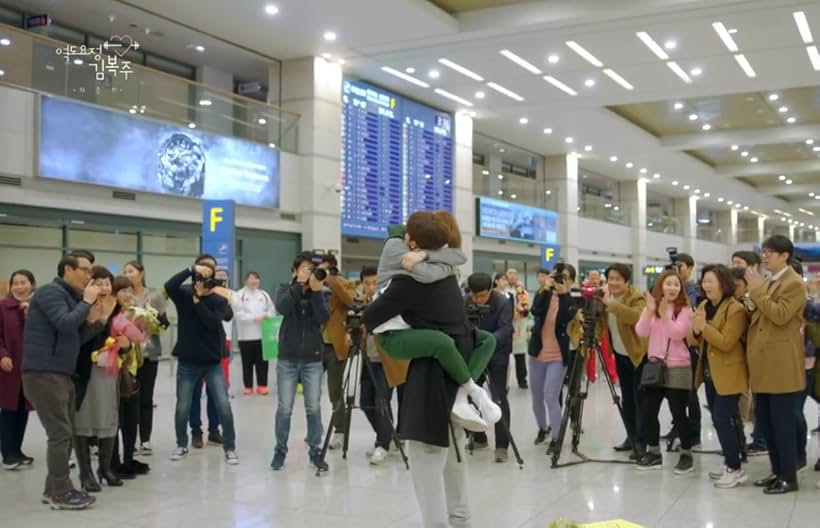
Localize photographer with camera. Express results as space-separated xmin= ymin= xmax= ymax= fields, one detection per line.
xmin=165 ymin=258 xmax=238 ymax=465
xmin=598 ymin=263 xmax=648 ymax=457
xmin=463 ymin=273 xmax=514 ymax=462
xmin=316 ymin=254 xmax=359 ymax=451
xmin=271 ymin=252 xmax=330 ymax=472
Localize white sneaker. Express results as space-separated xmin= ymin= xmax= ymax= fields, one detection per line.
xmin=140 ymin=442 xmax=153 ymax=456
xmin=329 ymin=433 xmax=344 ymax=450
xmin=714 ymin=467 xmax=748 ymax=488
xmin=709 ymin=465 xmax=726 ymax=480
xmin=451 ymin=399 xmax=489 ymax=432
xmin=369 ymin=447 xmax=388 ymax=466
xmin=225 ymin=450 xmax=239 ymax=465
xmin=466 ymin=384 xmax=502 ymax=425
xmin=170 ymin=447 xmax=189 ymax=461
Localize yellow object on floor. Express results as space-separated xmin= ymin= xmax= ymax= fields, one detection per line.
xmin=550 ymin=520 xmax=644 ymax=528
xmin=296 ymin=383 xmax=303 ymax=394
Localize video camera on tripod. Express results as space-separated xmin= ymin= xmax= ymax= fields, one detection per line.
xmin=465 ymin=302 xmax=491 ymax=326
xmin=344 ymin=301 xmax=367 ymax=340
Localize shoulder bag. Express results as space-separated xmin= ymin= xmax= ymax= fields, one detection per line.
xmin=640 ymin=338 xmax=670 ymax=389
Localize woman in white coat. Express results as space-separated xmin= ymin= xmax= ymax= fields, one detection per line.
xmin=233 ymin=272 xmax=276 ymax=395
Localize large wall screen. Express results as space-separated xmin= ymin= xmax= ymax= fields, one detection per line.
xmin=38 ymin=96 xmax=280 ymax=208
xmin=477 ymin=196 xmax=559 ymax=244
xmin=341 ymin=78 xmax=453 ymax=238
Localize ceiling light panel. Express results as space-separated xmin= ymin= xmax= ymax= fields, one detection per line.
xmin=713 ymin=22 xmax=739 ymax=52
xmin=381 ymin=66 xmax=430 ymax=88
xmin=807 ymin=46 xmax=820 ymax=70
xmin=566 ymin=41 xmax=604 ymax=67
xmin=734 ymin=54 xmax=756 ymax=77
xmin=486 ymin=82 xmax=524 ymax=102
xmin=603 ymin=69 xmax=634 ymax=90
xmin=437 ymin=58 xmax=484 ymax=81
xmin=543 ymin=75 xmax=578 ymax=96
xmin=666 ymin=61 xmax=692 ymax=83
xmin=793 ymin=11 xmax=814 ymax=44
xmin=499 ymin=50 xmax=542 ymax=75
xmin=434 ymin=88 xmax=473 ymax=107
xmin=636 ymin=31 xmax=669 ymax=60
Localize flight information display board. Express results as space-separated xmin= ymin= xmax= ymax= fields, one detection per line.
xmin=341 ymin=78 xmax=453 ymax=238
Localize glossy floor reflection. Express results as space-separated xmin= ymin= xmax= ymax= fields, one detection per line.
xmin=2 ymin=359 xmax=818 ymax=528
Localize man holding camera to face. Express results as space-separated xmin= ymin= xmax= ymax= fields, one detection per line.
xmin=165 ymin=257 xmax=238 ymax=465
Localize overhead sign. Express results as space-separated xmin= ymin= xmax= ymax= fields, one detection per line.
xmin=541 ymin=243 xmax=561 ymax=268
xmin=477 ymin=196 xmax=559 ymax=245
xmin=202 ymin=200 xmax=235 ymax=280
xmin=644 ymin=265 xmax=667 ymax=274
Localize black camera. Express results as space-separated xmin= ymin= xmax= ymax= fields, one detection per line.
xmin=192 ymin=269 xmax=218 ymax=289
xmin=466 ymin=302 xmax=491 ymax=326
xmin=666 ymin=247 xmax=679 ymax=271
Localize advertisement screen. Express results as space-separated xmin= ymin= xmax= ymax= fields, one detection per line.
xmin=341 ymin=78 xmax=453 ymax=238
xmin=38 ymin=96 xmax=280 ymax=208
xmin=477 ymin=196 xmax=559 ymax=244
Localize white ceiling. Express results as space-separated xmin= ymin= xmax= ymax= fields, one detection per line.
xmin=7 ymin=0 xmax=820 ymax=229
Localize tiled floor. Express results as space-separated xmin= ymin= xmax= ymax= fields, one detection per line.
xmin=2 ymin=359 xmax=818 ymax=527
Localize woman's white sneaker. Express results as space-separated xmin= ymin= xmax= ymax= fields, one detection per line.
xmin=714 ymin=467 xmax=748 ymax=488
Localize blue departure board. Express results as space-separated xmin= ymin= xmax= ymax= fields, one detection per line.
xmin=341 ymin=79 xmax=453 ymax=238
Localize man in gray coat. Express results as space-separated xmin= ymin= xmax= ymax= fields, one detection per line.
xmin=22 ymin=250 xmax=103 ymax=510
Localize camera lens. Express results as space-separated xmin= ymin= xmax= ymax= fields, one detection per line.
xmin=313 ymin=268 xmax=327 ymax=281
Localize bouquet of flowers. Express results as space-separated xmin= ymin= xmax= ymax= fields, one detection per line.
xmin=92 ymin=308 xmax=157 ymax=376
xmin=126 ymin=305 xmax=166 ymax=336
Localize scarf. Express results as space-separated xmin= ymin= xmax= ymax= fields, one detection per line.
xmin=704 ymin=297 xmax=725 ymax=322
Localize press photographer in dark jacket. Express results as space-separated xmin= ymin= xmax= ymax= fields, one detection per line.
xmin=271 ymin=252 xmax=330 ymax=472
xmin=463 ymin=273 xmax=514 ymax=462
xmin=165 ymin=261 xmax=238 ymax=465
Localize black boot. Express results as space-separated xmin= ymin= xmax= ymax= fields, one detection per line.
xmin=97 ymin=437 xmax=124 ymax=487
xmin=74 ymin=436 xmax=101 ymax=493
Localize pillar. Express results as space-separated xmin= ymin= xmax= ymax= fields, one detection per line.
xmin=788 ymin=224 xmax=796 ymax=242
xmin=486 ymin=154 xmax=503 ymax=197
xmin=543 ymin=154 xmax=579 ymax=270
xmin=757 ymin=217 xmax=766 ymax=244
xmin=621 ymin=179 xmax=648 ymax=290
xmin=718 ymin=209 xmax=738 ymax=247
xmin=674 ymin=196 xmax=697 ymax=254
xmin=195 ymin=66 xmax=234 ymax=136
xmin=454 ymin=112 xmax=475 ymax=275
xmin=280 ymin=57 xmax=343 ymax=255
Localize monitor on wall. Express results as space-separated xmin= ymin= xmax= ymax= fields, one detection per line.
xmin=476 ymin=196 xmax=559 ymax=244
xmin=341 ymin=78 xmax=453 ymax=239
xmin=38 ymin=96 xmax=280 ymax=208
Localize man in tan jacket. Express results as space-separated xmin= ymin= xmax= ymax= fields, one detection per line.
xmin=745 ymin=235 xmax=806 ymax=495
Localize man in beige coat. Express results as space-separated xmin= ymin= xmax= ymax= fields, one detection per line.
xmin=745 ymin=235 xmax=806 ymax=495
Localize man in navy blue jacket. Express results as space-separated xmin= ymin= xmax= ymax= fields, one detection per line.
xmin=271 ymin=252 xmax=330 ymax=472
xmin=22 ymin=250 xmax=103 ymax=510
xmin=165 ymin=260 xmax=238 ymax=465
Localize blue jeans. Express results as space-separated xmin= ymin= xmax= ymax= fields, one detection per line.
xmin=275 ymin=359 xmax=323 ymax=456
xmin=175 ymin=361 xmax=236 ymax=451
xmin=190 ymin=379 xmax=219 ymax=436
xmin=705 ymin=379 xmax=742 ymax=470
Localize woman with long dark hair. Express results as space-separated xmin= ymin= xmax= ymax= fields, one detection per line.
xmin=691 ymin=264 xmax=750 ymax=488
xmin=0 ymin=270 xmax=36 ymax=469
xmin=634 ymin=269 xmax=694 ymax=473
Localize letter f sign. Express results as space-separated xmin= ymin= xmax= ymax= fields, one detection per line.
xmin=209 ymin=207 xmax=224 ymax=232
xmin=545 ymin=247 xmax=554 ymax=262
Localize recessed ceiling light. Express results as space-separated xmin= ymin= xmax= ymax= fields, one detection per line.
xmin=779 ymin=106 xmax=789 ymax=113
xmin=730 ymin=145 xmax=739 ymax=151
xmin=741 ymin=151 xmax=749 ymax=157
xmin=0 ymin=69 xmax=5 ymax=76
xmin=498 ymin=190 xmax=504 ymax=195
xmin=735 ymin=203 xmax=742 ymax=209
xmin=666 ymin=61 xmax=692 ymax=83
xmin=639 ymin=168 xmax=647 ymax=174
xmin=73 ymin=58 xmax=84 ymax=65
xmin=499 ymin=148 xmax=505 ymax=153
xmin=482 ymin=170 xmax=489 ymax=175
xmin=750 ymin=157 xmax=759 ymax=163
xmin=664 ymin=40 xmax=677 ymax=50
xmin=704 ymin=192 xmax=711 ymax=197
xmin=727 ymin=200 xmax=734 ymax=205
xmin=743 ymin=206 xmax=749 ymax=210
xmin=584 ymin=145 xmax=592 ymax=152
xmin=510 ymin=193 xmax=518 ymax=199
xmin=405 ymin=67 xmax=416 ymax=74
xmin=543 ymin=127 xmax=553 ymax=134
xmin=584 ymin=79 xmax=596 ymax=88
xmin=786 ymin=179 xmax=793 ymax=184
xmin=499 ymin=49 xmax=542 ymax=75
xmin=814 ymin=146 xmax=820 ymax=152
xmin=428 ymin=69 xmax=440 ymax=79
xmin=718 ymin=197 xmax=724 ymax=202
xmin=438 ymin=58 xmax=484 ymax=81
xmin=546 ymin=190 xmax=552 ymax=195
xmin=268 ymin=142 xmax=276 ymax=149
xmin=129 ymin=108 xmax=137 ymax=114
xmin=688 ymin=113 xmax=698 ymax=121
xmin=323 ymin=31 xmax=337 ymax=42
xmin=610 ymin=155 xmax=618 ymax=162
xmin=486 ymin=82 xmax=524 ymax=101
xmin=187 ymin=122 xmax=196 ymax=129
xmin=199 ymin=99 xmax=212 ymax=106
xmin=683 ymin=184 xmax=691 ymax=190
xmin=264 ymin=4 xmax=279 ymax=16
xmin=547 ymin=54 xmax=560 ymax=64
xmin=793 ymin=11 xmax=814 ymax=44
xmin=674 ymin=102 xmax=684 ymax=110
xmin=626 ymin=162 xmax=634 ymax=168
xmin=713 ymin=22 xmax=739 ymax=52
xmin=694 ymin=188 xmax=701 ymax=194
xmin=566 ymin=41 xmax=603 ymax=67
xmin=636 ymin=31 xmax=669 ymax=60
xmin=690 ymin=67 xmax=703 ymax=76
xmin=434 ymin=88 xmax=473 ymax=106
xmin=769 ymin=93 xmax=780 ymax=101
xmin=702 ymin=124 xmax=712 ymax=131
xmin=0 ymin=38 xmax=10 ymax=46
xmin=778 ymin=175 xmax=787 ymax=181
xmin=672 ymin=180 xmax=679 ymax=186
xmin=257 ymin=118 xmax=267 ymax=125
xmin=653 ymin=173 xmax=661 ymax=179
xmin=519 ymin=117 xmax=529 ymax=125
xmin=543 ymin=75 xmax=578 ymax=96
xmin=807 ymin=139 xmax=815 ymax=145
xmin=787 ymin=116 xmax=797 ymax=124
xmin=381 ymin=66 xmax=430 ymax=88
xmin=565 ymin=137 xmax=574 ymax=144
xmin=734 ymin=54 xmax=756 ymax=78
xmin=810 ymin=192 xmax=816 ymax=197
xmin=602 ymin=69 xmax=634 ymax=90
xmin=194 ymin=45 xmax=205 ymax=52
xmin=475 ymin=90 xmax=485 ymax=99
xmin=497 ymin=174 xmax=504 ymax=180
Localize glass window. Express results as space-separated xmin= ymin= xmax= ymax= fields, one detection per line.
xmin=142 ymin=233 xmax=199 ymax=255
xmin=145 ymin=54 xmax=195 ymax=80
xmin=0 ymin=224 xmax=62 ymax=247
xmin=0 ymin=247 xmax=63 ymax=287
xmin=69 ymin=228 xmax=137 ymax=252
xmin=578 ymin=170 xmax=628 ymax=226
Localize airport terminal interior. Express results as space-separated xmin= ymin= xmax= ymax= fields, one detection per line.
xmin=0 ymin=0 xmax=820 ymax=527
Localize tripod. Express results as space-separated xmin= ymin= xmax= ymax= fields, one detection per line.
xmin=315 ymin=323 xmax=409 ymax=476
xmin=550 ymin=339 xmax=641 ymax=468
xmin=466 ymin=364 xmax=525 ymax=469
